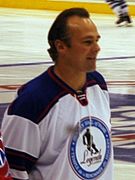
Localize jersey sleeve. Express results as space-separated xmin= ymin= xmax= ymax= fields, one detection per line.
xmin=1 ymin=99 xmax=41 ymax=180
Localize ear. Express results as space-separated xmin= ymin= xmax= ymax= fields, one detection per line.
xmin=55 ymin=40 xmax=67 ymax=52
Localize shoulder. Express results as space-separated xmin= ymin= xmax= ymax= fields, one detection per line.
xmin=7 ymin=67 xmax=67 ymax=123
xmin=87 ymin=71 xmax=108 ymax=90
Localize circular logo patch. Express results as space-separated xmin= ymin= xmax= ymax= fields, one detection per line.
xmin=69 ymin=117 xmax=111 ymax=179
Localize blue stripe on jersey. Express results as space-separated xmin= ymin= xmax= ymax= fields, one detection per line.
xmin=8 ymin=66 xmax=107 ymax=124
xmin=5 ymin=147 xmax=37 ymax=172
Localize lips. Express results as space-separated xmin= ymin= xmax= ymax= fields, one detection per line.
xmin=87 ymin=57 xmax=96 ymax=60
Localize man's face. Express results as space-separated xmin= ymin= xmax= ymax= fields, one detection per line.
xmin=63 ymin=16 xmax=101 ymax=73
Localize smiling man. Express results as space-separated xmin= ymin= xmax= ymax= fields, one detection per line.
xmin=1 ymin=8 xmax=114 ymax=180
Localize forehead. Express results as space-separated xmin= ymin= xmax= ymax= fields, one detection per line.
xmin=67 ymin=16 xmax=100 ymax=38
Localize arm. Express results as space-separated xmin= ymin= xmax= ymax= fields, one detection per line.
xmin=1 ymin=109 xmax=41 ymax=180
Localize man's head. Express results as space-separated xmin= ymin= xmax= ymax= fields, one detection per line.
xmin=47 ymin=8 xmax=90 ymax=62
xmin=48 ymin=8 xmax=100 ymax=73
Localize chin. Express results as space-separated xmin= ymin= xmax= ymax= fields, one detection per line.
xmin=87 ymin=66 xmax=96 ymax=72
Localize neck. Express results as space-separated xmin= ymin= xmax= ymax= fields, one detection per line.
xmin=54 ymin=66 xmax=86 ymax=91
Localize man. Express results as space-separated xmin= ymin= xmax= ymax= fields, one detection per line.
xmin=1 ymin=8 xmax=114 ymax=179
xmin=105 ymin=0 xmax=132 ymax=26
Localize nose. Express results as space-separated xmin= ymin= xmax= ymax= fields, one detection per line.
xmin=94 ymin=42 xmax=100 ymax=52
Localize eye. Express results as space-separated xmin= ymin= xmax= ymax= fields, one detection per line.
xmin=83 ymin=40 xmax=93 ymax=45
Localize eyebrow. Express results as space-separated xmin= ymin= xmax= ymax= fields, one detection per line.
xmin=83 ymin=35 xmax=101 ymax=40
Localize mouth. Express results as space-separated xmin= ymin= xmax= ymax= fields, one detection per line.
xmin=87 ymin=57 xmax=96 ymax=61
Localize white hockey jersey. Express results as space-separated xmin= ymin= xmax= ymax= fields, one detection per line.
xmin=1 ymin=66 xmax=113 ymax=180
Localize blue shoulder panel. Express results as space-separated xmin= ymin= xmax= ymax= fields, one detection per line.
xmin=8 ymin=67 xmax=67 ymax=124
xmin=87 ymin=71 xmax=108 ymax=90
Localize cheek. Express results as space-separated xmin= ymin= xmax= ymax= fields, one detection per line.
xmin=75 ymin=47 xmax=88 ymax=57
xmin=68 ymin=45 xmax=88 ymax=59
xmin=81 ymin=46 xmax=91 ymax=53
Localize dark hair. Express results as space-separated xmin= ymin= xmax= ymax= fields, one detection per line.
xmin=47 ymin=7 xmax=90 ymax=62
